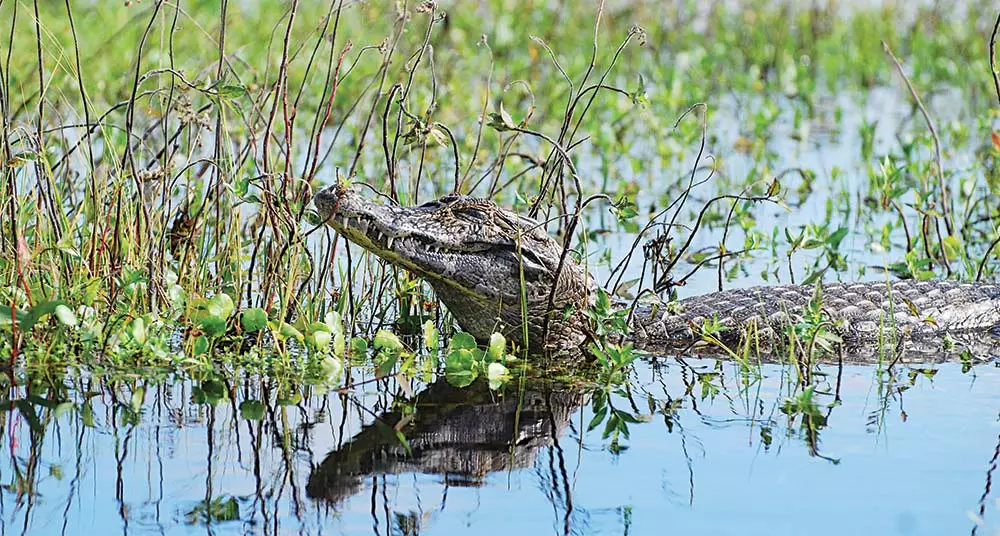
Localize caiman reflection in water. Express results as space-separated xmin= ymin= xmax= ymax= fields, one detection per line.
xmin=306 ymin=377 xmax=587 ymax=503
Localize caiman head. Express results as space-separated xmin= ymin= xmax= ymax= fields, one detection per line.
xmin=314 ymin=183 xmax=593 ymax=353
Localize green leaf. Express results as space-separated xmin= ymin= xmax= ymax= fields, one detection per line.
xmin=308 ymin=329 xmax=332 ymax=350
xmin=16 ymin=400 xmax=43 ymax=433
xmin=215 ymin=84 xmax=248 ymax=100
xmin=486 ymin=332 xmax=506 ymax=362
xmin=19 ymin=301 xmax=63 ymax=332
xmin=320 ymin=356 xmax=344 ymax=381
xmin=375 ymin=352 xmax=399 ymax=377
xmin=445 ymin=348 xmax=477 ymax=387
xmin=192 ymin=334 xmax=210 ymax=356
xmin=54 ymin=304 xmax=77 ymax=327
xmin=375 ymin=420 xmax=413 ymax=456
xmin=129 ymin=387 xmax=145 ymax=413
xmin=943 ymin=235 xmax=963 ymax=260
xmin=241 ymin=308 xmax=268 ymax=332
xmin=422 ymin=320 xmax=439 ymax=350
xmin=269 ymin=321 xmax=303 ymax=342
xmin=374 ymin=330 xmax=404 ymax=352
xmin=587 ymin=404 xmax=609 ymax=432
xmin=449 ymin=332 xmax=478 ymax=352
xmin=590 ymin=344 xmax=609 ymax=366
xmin=349 ymin=337 xmax=368 ymax=356
xmin=0 ymin=305 xmax=19 ymax=326
xmin=80 ymin=401 xmax=95 ymax=427
xmin=239 ymin=400 xmax=265 ymax=420
xmin=207 ymin=293 xmax=235 ymax=320
xmin=499 ymin=103 xmax=514 ymax=128
xmin=128 ymin=317 xmax=147 ymax=344
xmin=333 ymin=333 xmax=346 ymax=357
xmin=595 ymin=288 xmax=611 ymax=312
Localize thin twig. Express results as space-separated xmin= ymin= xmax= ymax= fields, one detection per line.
xmin=991 ymin=11 xmax=1000 ymax=105
xmin=882 ymin=41 xmax=953 ymax=236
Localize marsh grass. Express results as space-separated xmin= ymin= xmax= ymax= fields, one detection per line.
xmin=1 ymin=0 xmax=1000 ymax=398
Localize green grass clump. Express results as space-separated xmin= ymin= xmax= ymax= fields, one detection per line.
xmin=3 ymin=0 xmax=1000 ymax=376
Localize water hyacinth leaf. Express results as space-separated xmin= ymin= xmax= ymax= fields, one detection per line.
xmin=269 ymin=321 xmax=303 ymax=342
xmin=309 ymin=321 xmax=332 ymax=333
xmin=167 ymin=284 xmax=186 ymax=311
xmin=350 ymin=337 xmax=368 ymax=356
xmin=207 ymin=293 xmax=235 ymax=319
xmin=309 ymin=329 xmax=332 ymax=350
xmin=374 ymin=330 xmax=404 ymax=352
xmin=449 ymin=332 xmax=478 ymax=352
xmin=54 ymin=304 xmax=77 ymax=327
xmin=486 ymin=362 xmax=509 ymax=389
xmin=333 ymin=333 xmax=346 ymax=357
xmin=241 ymin=308 xmax=268 ymax=332
xmin=375 ymin=352 xmax=398 ymax=377
xmin=194 ymin=380 xmax=227 ymax=406
xmin=487 ymin=332 xmax=506 ymax=362
xmin=128 ymin=317 xmax=147 ymax=344
xmin=486 ymin=362 xmax=508 ymax=380
xmin=445 ymin=348 xmax=477 ymax=388
xmin=320 ymin=357 xmax=344 ymax=381
xmin=199 ymin=317 xmax=227 ymax=338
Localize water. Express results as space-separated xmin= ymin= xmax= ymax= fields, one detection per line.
xmin=8 ymin=77 xmax=998 ymax=534
xmin=7 ymin=81 xmax=1000 ymax=536
xmin=2 ymin=359 xmax=998 ymax=535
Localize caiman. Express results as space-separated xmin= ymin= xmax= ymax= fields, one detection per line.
xmin=314 ymin=184 xmax=1000 ymax=357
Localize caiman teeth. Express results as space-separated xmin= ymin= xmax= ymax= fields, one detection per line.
xmin=387 ymin=235 xmax=395 ymax=249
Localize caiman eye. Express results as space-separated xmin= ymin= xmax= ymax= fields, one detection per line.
xmin=420 ymin=194 xmax=462 ymax=209
xmin=455 ymin=206 xmax=489 ymax=220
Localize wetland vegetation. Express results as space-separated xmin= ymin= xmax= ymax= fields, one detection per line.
xmin=3 ymin=0 xmax=1000 ymax=533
